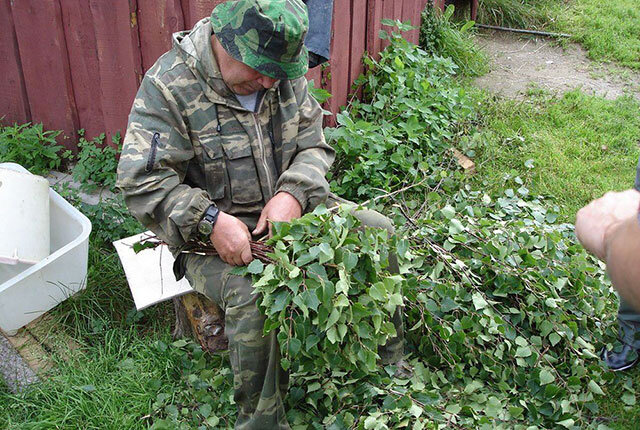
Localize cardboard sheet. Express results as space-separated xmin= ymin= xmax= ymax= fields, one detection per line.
xmin=113 ymin=232 xmax=193 ymax=310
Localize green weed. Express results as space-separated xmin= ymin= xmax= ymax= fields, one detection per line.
xmin=0 ymin=122 xmax=69 ymax=175
xmin=72 ymin=130 xmax=121 ymax=193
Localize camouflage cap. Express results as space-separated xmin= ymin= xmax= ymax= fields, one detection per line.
xmin=211 ymin=0 xmax=309 ymax=80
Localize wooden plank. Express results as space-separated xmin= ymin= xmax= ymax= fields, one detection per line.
xmin=393 ymin=0 xmax=403 ymax=22
xmin=305 ymin=65 xmax=322 ymax=88
xmin=182 ymin=0 xmax=225 ymax=29
xmin=402 ymin=0 xmax=422 ymax=45
xmin=366 ymin=0 xmax=384 ymax=61
xmin=89 ymin=0 xmax=144 ymax=146
xmin=321 ymin=64 xmax=335 ymax=127
xmin=380 ymin=0 xmax=395 ymax=50
xmin=2 ymin=328 xmax=53 ymax=375
xmin=138 ymin=0 xmax=185 ymax=73
xmin=0 ymin=0 xmax=30 ymax=126
xmin=327 ymin=0 xmax=351 ymax=118
xmin=1 ymin=313 xmax=81 ymax=376
xmin=349 ymin=0 xmax=367 ymax=94
xmin=60 ymin=0 xmax=106 ymax=145
xmin=11 ymin=0 xmax=78 ymax=150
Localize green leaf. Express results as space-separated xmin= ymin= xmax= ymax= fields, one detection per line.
xmin=327 ymin=326 xmax=338 ymax=344
xmin=622 ymin=392 xmax=636 ymax=406
xmin=539 ymin=369 xmax=555 ymax=385
xmin=588 ymin=380 xmax=605 ymax=396
xmin=205 ymin=416 xmax=220 ymax=427
xmin=199 ymin=403 xmax=212 ymax=418
xmin=448 ymin=218 xmax=465 ymax=235
xmin=326 ymin=308 xmax=341 ymax=328
xmin=288 ymin=338 xmax=302 ymax=356
xmin=369 ymin=283 xmax=387 ymax=301
xmin=472 ymin=292 xmax=488 ymax=310
xmin=247 ymin=259 xmax=264 ymax=274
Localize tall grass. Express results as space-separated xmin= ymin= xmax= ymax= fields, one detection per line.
xmin=477 ymin=0 xmax=557 ymax=29
xmin=420 ymin=5 xmax=489 ymax=77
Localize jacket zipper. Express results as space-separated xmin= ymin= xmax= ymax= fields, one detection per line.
xmin=253 ymin=112 xmax=275 ymax=198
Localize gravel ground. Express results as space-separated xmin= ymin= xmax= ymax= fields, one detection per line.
xmin=474 ymin=30 xmax=640 ymax=100
xmin=0 ymin=332 xmax=38 ymax=393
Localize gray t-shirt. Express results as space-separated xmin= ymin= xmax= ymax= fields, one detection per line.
xmin=235 ymin=92 xmax=259 ymax=112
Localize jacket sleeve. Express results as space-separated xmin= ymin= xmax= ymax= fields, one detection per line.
xmin=275 ymin=77 xmax=335 ymax=211
xmin=116 ymin=76 xmax=212 ymax=247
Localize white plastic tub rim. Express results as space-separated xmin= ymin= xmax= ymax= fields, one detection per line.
xmin=0 ymin=163 xmax=92 ymax=334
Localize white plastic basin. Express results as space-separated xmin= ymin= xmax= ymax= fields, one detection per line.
xmin=0 ymin=163 xmax=91 ymax=335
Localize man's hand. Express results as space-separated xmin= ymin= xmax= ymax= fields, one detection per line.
xmin=575 ymin=189 xmax=640 ymax=260
xmin=253 ymin=192 xmax=302 ymax=237
xmin=210 ymin=211 xmax=253 ymax=266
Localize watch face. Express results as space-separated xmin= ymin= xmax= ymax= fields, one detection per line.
xmin=198 ymin=220 xmax=213 ymax=236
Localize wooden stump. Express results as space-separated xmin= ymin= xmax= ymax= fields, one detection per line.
xmin=172 ymin=292 xmax=228 ymax=353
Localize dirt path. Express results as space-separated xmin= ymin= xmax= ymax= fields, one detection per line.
xmin=473 ymin=30 xmax=640 ymax=100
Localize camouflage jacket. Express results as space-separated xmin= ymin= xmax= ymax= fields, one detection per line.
xmin=117 ymin=18 xmax=335 ymax=248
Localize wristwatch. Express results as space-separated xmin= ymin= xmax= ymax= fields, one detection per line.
xmin=198 ymin=204 xmax=220 ymax=237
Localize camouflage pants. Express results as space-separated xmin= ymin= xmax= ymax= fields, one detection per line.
xmin=180 ymin=195 xmax=404 ymax=429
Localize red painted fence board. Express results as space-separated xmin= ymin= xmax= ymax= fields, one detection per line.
xmin=349 ymin=0 xmax=367 ymax=92
xmin=1 ymin=0 xmax=433 ymax=150
xmin=327 ymin=0 xmax=352 ymax=122
xmin=89 ymin=0 xmax=143 ymax=145
xmin=11 ymin=0 xmax=78 ymax=150
xmin=0 ymin=0 xmax=30 ymax=126
xmin=60 ymin=0 xmax=106 ymax=143
xmin=366 ymin=0 xmax=384 ymax=61
xmin=138 ymin=0 xmax=185 ymax=72
xmin=182 ymin=0 xmax=225 ymax=28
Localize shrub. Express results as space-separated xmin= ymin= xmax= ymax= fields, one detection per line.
xmin=0 ymin=122 xmax=69 ymax=175
xmin=72 ymin=130 xmax=120 ymax=193
xmin=327 ymin=21 xmax=474 ymax=201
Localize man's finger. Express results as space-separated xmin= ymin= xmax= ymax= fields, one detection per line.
xmin=252 ymin=212 xmax=268 ymax=235
xmin=241 ymin=246 xmax=253 ymax=265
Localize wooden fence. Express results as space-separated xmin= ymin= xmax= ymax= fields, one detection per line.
xmin=1 ymin=0 xmax=430 ymax=151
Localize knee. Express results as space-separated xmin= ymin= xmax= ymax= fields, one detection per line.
xmin=354 ymin=208 xmax=395 ymax=236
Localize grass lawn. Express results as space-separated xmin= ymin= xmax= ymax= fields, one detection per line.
xmin=471 ymin=89 xmax=640 ymax=221
xmin=555 ymin=0 xmax=640 ymax=69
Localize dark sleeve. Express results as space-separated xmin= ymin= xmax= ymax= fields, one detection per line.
xmin=635 ymin=156 xmax=640 ymax=191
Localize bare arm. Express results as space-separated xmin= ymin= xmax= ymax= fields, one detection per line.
xmin=575 ymin=189 xmax=640 ymax=309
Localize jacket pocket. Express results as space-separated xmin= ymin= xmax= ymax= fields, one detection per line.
xmin=220 ymin=141 xmax=263 ymax=205
xmin=200 ymin=138 xmax=225 ymax=201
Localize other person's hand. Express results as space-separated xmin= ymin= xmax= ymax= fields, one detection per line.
xmin=210 ymin=211 xmax=253 ymax=266
xmin=575 ymin=189 xmax=640 ymax=260
xmin=253 ymin=192 xmax=302 ymax=237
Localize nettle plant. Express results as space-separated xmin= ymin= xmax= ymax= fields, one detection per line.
xmin=326 ymin=20 xmax=473 ymax=201
xmin=72 ymin=129 xmax=121 ymax=193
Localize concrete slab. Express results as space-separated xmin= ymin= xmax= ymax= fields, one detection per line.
xmin=0 ymin=332 xmax=38 ymax=393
